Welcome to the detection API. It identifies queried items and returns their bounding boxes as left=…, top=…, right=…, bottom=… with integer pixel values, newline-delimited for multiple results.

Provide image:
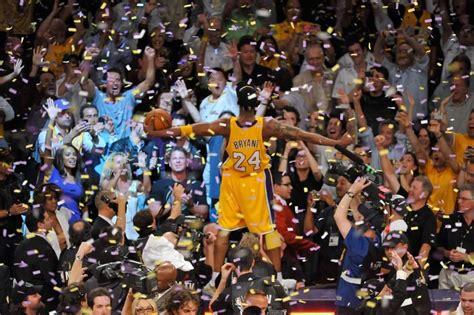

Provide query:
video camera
left=175, top=215, right=207, bottom=261
left=329, top=145, right=392, bottom=210
left=92, top=260, right=157, bottom=295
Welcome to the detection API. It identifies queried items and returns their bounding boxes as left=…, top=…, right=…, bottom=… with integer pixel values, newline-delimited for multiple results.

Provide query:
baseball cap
left=237, top=82, right=259, bottom=110
left=358, top=204, right=385, bottom=233
left=389, top=194, right=409, bottom=217
left=54, top=98, right=71, bottom=111
left=11, top=282, right=42, bottom=304
left=382, top=230, right=409, bottom=248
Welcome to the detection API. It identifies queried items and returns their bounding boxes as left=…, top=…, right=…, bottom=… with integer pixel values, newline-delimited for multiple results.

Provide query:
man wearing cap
left=437, top=184, right=474, bottom=289
left=10, top=282, right=44, bottom=315
left=381, top=194, right=409, bottom=240
left=382, top=230, right=432, bottom=314
left=36, top=98, right=89, bottom=160
left=333, top=177, right=385, bottom=314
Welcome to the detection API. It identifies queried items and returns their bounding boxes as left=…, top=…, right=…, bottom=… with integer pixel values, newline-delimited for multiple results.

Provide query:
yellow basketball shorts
left=217, top=168, right=274, bottom=234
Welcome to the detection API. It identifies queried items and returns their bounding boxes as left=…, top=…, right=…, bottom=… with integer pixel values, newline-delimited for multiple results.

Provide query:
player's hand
left=338, top=133, right=354, bottom=147
left=258, top=81, right=274, bottom=103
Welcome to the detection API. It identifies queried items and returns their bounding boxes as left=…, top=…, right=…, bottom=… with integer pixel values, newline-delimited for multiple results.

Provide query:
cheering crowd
left=0, top=0, right=474, bottom=314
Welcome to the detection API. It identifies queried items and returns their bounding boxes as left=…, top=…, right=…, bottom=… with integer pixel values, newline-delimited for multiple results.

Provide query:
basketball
left=145, top=108, right=172, bottom=131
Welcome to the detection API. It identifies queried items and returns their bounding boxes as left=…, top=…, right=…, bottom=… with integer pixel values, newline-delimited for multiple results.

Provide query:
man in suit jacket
left=151, top=262, right=178, bottom=312
left=91, top=190, right=126, bottom=240
left=14, top=208, right=61, bottom=312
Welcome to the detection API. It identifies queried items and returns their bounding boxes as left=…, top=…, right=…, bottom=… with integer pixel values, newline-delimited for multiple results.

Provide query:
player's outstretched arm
left=264, top=117, right=354, bottom=147
left=145, top=117, right=230, bottom=139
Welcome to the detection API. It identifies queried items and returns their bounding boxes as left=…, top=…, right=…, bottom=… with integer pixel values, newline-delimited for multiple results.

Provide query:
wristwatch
left=75, top=255, right=83, bottom=262
left=346, top=191, right=356, bottom=198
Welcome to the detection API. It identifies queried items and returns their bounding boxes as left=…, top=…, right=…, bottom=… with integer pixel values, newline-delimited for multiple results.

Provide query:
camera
left=331, top=145, right=392, bottom=210
left=92, top=260, right=158, bottom=295
left=175, top=215, right=207, bottom=261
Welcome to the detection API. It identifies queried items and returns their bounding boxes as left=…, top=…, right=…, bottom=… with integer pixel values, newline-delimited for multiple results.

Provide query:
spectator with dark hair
left=80, top=46, right=156, bottom=140
left=164, top=286, right=199, bottom=315
left=33, top=183, right=70, bottom=256
left=14, top=207, right=61, bottom=312
left=87, top=287, right=111, bottom=315
left=58, top=220, right=92, bottom=283
left=354, top=89, right=408, bottom=170
left=10, top=282, right=45, bottom=315
left=57, top=282, right=86, bottom=315
left=233, top=35, right=275, bottom=88
left=456, top=282, right=474, bottom=314
left=278, top=140, right=324, bottom=222
left=43, top=141, right=85, bottom=224
left=374, top=28, right=429, bottom=119
left=273, top=171, right=317, bottom=287
left=332, top=38, right=375, bottom=100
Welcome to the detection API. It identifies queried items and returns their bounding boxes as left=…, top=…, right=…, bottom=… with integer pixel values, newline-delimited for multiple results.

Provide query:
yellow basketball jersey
left=222, top=116, right=270, bottom=176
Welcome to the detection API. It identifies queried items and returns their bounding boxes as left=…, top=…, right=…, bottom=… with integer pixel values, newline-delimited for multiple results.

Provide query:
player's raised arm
left=264, top=117, right=354, bottom=147
left=145, top=117, right=230, bottom=139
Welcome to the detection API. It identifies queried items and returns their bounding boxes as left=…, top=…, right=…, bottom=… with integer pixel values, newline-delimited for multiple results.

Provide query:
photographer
left=304, top=173, right=352, bottom=286
left=333, top=177, right=385, bottom=314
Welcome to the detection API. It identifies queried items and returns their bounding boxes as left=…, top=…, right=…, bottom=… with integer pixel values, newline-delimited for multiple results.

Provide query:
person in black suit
left=91, top=190, right=126, bottom=240
left=13, top=208, right=61, bottom=313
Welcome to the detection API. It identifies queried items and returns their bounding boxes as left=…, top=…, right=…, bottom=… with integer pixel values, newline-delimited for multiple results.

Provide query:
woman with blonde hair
left=122, top=289, right=158, bottom=315
left=100, top=151, right=151, bottom=240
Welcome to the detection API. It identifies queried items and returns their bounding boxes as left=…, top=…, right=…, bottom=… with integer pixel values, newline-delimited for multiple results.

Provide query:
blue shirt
left=93, top=87, right=137, bottom=141
left=335, top=227, right=370, bottom=309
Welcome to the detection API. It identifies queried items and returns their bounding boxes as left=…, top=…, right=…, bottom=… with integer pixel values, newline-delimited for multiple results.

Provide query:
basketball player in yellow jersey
left=145, top=82, right=354, bottom=277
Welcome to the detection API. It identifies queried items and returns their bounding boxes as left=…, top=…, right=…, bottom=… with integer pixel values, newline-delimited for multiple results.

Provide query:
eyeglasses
left=458, top=197, right=473, bottom=201
left=135, top=307, right=154, bottom=314
left=280, top=183, right=292, bottom=187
